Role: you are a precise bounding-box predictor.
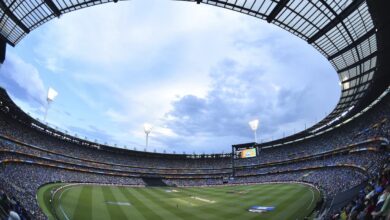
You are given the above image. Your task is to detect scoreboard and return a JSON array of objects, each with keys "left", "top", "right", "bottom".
[
  {"left": 238, "top": 148, "right": 256, "bottom": 158},
  {"left": 232, "top": 143, "right": 257, "bottom": 159},
  {"left": 231, "top": 142, "right": 259, "bottom": 177}
]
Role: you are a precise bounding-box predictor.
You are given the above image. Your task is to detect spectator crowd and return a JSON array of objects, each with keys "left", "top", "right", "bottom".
[{"left": 0, "top": 88, "right": 389, "bottom": 219}]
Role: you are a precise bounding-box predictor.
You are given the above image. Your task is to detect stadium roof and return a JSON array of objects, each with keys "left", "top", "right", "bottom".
[{"left": 0, "top": 0, "right": 389, "bottom": 138}]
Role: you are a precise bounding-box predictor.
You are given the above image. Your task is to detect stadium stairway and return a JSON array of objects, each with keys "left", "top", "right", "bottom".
[{"left": 142, "top": 177, "right": 168, "bottom": 187}]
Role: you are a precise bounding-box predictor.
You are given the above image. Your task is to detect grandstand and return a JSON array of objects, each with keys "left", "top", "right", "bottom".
[{"left": 0, "top": 0, "right": 389, "bottom": 219}]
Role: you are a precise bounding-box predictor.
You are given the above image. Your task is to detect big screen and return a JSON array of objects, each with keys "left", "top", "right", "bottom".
[{"left": 237, "top": 148, "right": 257, "bottom": 158}]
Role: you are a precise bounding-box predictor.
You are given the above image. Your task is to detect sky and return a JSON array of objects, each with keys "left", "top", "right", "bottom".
[{"left": 0, "top": 0, "right": 340, "bottom": 154}]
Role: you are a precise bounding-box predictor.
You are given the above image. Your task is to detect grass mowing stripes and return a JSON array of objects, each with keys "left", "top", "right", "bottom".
[
  {"left": 118, "top": 187, "right": 161, "bottom": 220},
  {"left": 37, "top": 183, "right": 321, "bottom": 220},
  {"left": 276, "top": 187, "right": 320, "bottom": 220},
  {"left": 180, "top": 184, "right": 286, "bottom": 219},
  {"left": 100, "top": 186, "right": 128, "bottom": 220},
  {"left": 270, "top": 185, "right": 313, "bottom": 220},
  {"left": 179, "top": 187, "right": 238, "bottom": 219},
  {"left": 109, "top": 187, "right": 139, "bottom": 219},
  {"left": 52, "top": 185, "right": 83, "bottom": 220},
  {"left": 36, "top": 183, "right": 63, "bottom": 220},
  {"left": 138, "top": 188, "right": 192, "bottom": 219},
  {"left": 126, "top": 187, "right": 166, "bottom": 220},
  {"left": 144, "top": 187, "right": 216, "bottom": 219},
  {"left": 72, "top": 185, "right": 93, "bottom": 220},
  {"left": 131, "top": 187, "right": 194, "bottom": 219},
  {"left": 91, "top": 186, "right": 111, "bottom": 220}
]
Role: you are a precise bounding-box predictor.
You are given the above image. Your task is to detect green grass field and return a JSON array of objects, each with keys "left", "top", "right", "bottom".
[{"left": 37, "top": 183, "right": 321, "bottom": 220}]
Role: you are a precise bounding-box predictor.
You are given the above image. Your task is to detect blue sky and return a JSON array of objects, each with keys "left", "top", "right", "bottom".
[{"left": 0, "top": 0, "right": 340, "bottom": 154}]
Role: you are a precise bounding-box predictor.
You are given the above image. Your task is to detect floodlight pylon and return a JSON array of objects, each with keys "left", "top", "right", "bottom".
[
  {"left": 144, "top": 123, "right": 153, "bottom": 148},
  {"left": 248, "top": 119, "right": 259, "bottom": 143},
  {"left": 44, "top": 87, "right": 58, "bottom": 121}
]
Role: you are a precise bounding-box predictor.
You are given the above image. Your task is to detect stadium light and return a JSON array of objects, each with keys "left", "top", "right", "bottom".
[
  {"left": 342, "top": 76, "right": 350, "bottom": 90},
  {"left": 44, "top": 87, "right": 58, "bottom": 121},
  {"left": 144, "top": 123, "right": 153, "bottom": 148},
  {"left": 248, "top": 119, "right": 259, "bottom": 143}
]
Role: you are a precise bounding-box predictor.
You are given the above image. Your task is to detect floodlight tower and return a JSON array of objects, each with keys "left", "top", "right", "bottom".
[
  {"left": 44, "top": 87, "right": 58, "bottom": 121},
  {"left": 248, "top": 119, "right": 259, "bottom": 143},
  {"left": 143, "top": 123, "right": 153, "bottom": 148}
]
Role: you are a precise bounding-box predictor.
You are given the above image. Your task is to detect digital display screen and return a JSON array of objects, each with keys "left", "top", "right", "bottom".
[{"left": 237, "top": 148, "right": 257, "bottom": 158}]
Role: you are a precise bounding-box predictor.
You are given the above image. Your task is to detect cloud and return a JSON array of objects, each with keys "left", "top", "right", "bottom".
[
  {"left": 156, "top": 50, "right": 338, "bottom": 152},
  {"left": 42, "top": 57, "right": 64, "bottom": 73},
  {"left": 3, "top": 0, "right": 340, "bottom": 153},
  {"left": 34, "top": 1, "right": 256, "bottom": 68},
  {"left": 105, "top": 108, "right": 129, "bottom": 123},
  {"left": 0, "top": 52, "right": 46, "bottom": 107},
  {"left": 65, "top": 124, "right": 116, "bottom": 144},
  {"left": 160, "top": 59, "right": 288, "bottom": 137}
]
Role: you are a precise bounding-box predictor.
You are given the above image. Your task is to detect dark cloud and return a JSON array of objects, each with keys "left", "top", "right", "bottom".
[
  {"left": 152, "top": 26, "right": 340, "bottom": 153},
  {"left": 155, "top": 57, "right": 319, "bottom": 152}
]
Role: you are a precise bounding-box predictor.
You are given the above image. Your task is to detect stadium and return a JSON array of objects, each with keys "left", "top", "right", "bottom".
[{"left": 0, "top": 0, "right": 389, "bottom": 220}]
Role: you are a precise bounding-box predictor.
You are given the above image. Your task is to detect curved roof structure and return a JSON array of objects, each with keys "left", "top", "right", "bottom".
[{"left": 0, "top": 0, "right": 389, "bottom": 137}]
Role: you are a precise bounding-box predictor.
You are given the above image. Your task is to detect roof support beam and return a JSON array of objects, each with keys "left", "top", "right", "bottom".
[
  {"left": 266, "top": 0, "right": 289, "bottom": 23},
  {"left": 308, "top": 0, "right": 365, "bottom": 44},
  {"left": 328, "top": 28, "right": 376, "bottom": 60},
  {"left": 341, "top": 67, "right": 376, "bottom": 83},
  {"left": 340, "top": 89, "right": 366, "bottom": 100},
  {"left": 0, "top": 37, "right": 6, "bottom": 63},
  {"left": 342, "top": 80, "right": 371, "bottom": 93},
  {"left": 337, "top": 51, "right": 377, "bottom": 73},
  {"left": 43, "top": 0, "right": 61, "bottom": 17},
  {"left": 202, "top": 0, "right": 267, "bottom": 17},
  {"left": 0, "top": 32, "right": 14, "bottom": 46},
  {"left": 0, "top": 0, "right": 30, "bottom": 33}
]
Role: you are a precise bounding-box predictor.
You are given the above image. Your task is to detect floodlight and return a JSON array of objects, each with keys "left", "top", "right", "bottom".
[
  {"left": 47, "top": 87, "right": 58, "bottom": 102},
  {"left": 143, "top": 123, "right": 153, "bottom": 148},
  {"left": 249, "top": 119, "right": 259, "bottom": 131},
  {"left": 342, "top": 76, "right": 350, "bottom": 90},
  {"left": 44, "top": 87, "right": 58, "bottom": 121},
  {"left": 248, "top": 119, "right": 259, "bottom": 143},
  {"left": 144, "top": 123, "right": 153, "bottom": 134}
]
